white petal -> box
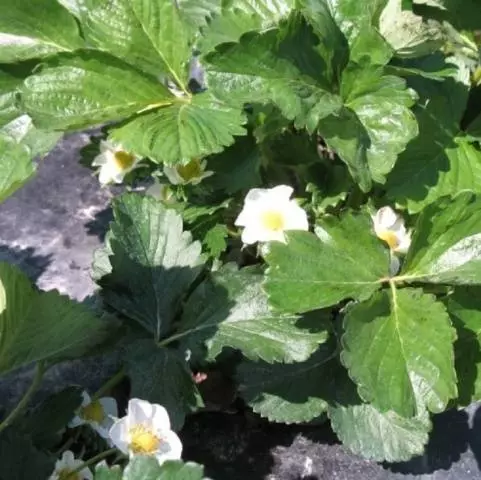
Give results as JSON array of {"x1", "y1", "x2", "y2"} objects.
[
  {"x1": 68, "y1": 415, "x2": 85, "y2": 428},
  {"x1": 155, "y1": 430, "x2": 183, "y2": 466},
  {"x1": 92, "y1": 423, "x2": 111, "y2": 440},
  {"x1": 243, "y1": 188, "x2": 270, "y2": 204},
  {"x1": 112, "y1": 171, "x2": 126, "y2": 183},
  {"x1": 100, "y1": 140, "x2": 115, "y2": 153},
  {"x1": 151, "y1": 404, "x2": 171, "y2": 432},
  {"x1": 128, "y1": 398, "x2": 154, "y2": 425},
  {"x1": 283, "y1": 202, "x2": 309, "y2": 231},
  {"x1": 394, "y1": 231, "x2": 412, "y2": 254},
  {"x1": 81, "y1": 391, "x2": 92, "y2": 406},
  {"x1": 268, "y1": 185, "x2": 294, "y2": 202},
  {"x1": 234, "y1": 204, "x2": 255, "y2": 227},
  {"x1": 163, "y1": 165, "x2": 183, "y2": 185},
  {"x1": 91, "y1": 153, "x2": 107, "y2": 167},
  {"x1": 99, "y1": 397, "x2": 118, "y2": 418},
  {"x1": 98, "y1": 166, "x2": 114, "y2": 185},
  {"x1": 80, "y1": 466, "x2": 94, "y2": 480},
  {"x1": 61, "y1": 450, "x2": 76, "y2": 467},
  {"x1": 109, "y1": 417, "x2": 130, "y2": 454},
  {"x1": 374, "y1": 206, "x2": 398, "y2": 232},
  {"x1": 240, "y1": 225, "x2": 264, "y2": 245}
]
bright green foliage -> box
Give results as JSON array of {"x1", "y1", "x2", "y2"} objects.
[
  {"x1": 124, "y1": 340, "x2": 203, "y2": 431},
  {"x1": 95, "y1": 194, "x2": 203, "y2": 339},
  {"x1": 0, "y1": 262, "x2": 116, "y2": 374},
  {"x1": 177, "y1": 266, "x2": 330, "y2": 363},
  {"x1": 264, "y1": 213, "x2": 389, "y2": 313},
  {"x1": 342, "y1": 287, "x2": 457, "y2": 417}
]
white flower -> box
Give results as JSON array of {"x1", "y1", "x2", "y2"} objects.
[
  {"x1": 372, "y1": 206, "x2": 411, "y2": 254},
  {"x1": 163, "y1": 158, "x2": 213, "y2": 186},
  {"x1": 48, "y1": 450, "x2": 93, "y2": 480},
  {"x1": 372, "y1": 206, "x2": 412, "y2": 276},
  {"x1": 109, "y1": 398, "x2": 182, "y2": 466},
  {"x1": 145, "y1": 180, "x2": 175, "y2": 203},
  {"x1": 235, "y1": 185, "x2": 309, "y2": 244},
  {"x1": 69, "y1": 391, "x2": 117, "y2": 440},
  {"x1": 92, "y1": 140, "x2": 141, "y2": 185}
]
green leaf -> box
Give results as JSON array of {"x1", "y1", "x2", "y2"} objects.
[
  {"x1": 177, "y1": 266, "x2": 330, "y2": 363},
  {"x1": 0, "y1": 262, "x2": 116, "y2": 374},
  {"x1": 110, "y1": 91, "x2": 246, "y2": 164},
  {"x1": 0, "y1": 135, "x2": 34, "y2": 204},
  {"x1": 264, "y1": 213, "x2": 389, "y2": 313},
  {"x1": 57, "y1": 0, "x2": 85, "y2": 18},
  {"x1": 0, "y1": 429, "x2": 54, "y2": 480},
  {"x1": 200, "y1": 0, "x2": 294, "y2": 53},
  {"x1": 0, "y1": 0, "x2": 83, "y2": 63},
  {"x1": 446, "y1": 288, "x2": 481, "y2": 405},
  {"x1": 379, "y1": 0, "x2": 444, "y2": 58},
  {"x1": 237, "y1": 340, "x2": 337, "y2": 423},
  {"x1": 401, "y1": 192, "x2": 481, "y2": 285},
  {"x1": 22, "y1": 51, "x2": 174, "y2": 130},
  {"x1": 386, "y1": 68, "x2": 480, "y2": 212},
  {"x1": 341, "y1": 287, "x2": 457, "y2": 417},
  {"x1": 327, "y1": 365, "x2": 431, "y2": 462},
  {"x1": 124, "y1": 340, "x2": 203, "y2": 431},
  {"x1": 205, "y1": 29, "x2": 343, "y2": 134},
  {"x1": 21, "y1": 387, "x2": 83, "y2": 448},
  {"x1": 94, "y1": 463, "x2": 122, "y2": 480},
  {"x1": 119, "y1": 457, "x2": 206, "y2": 480},
  {"x1": 95, "y1": 194, "x2": 203, "y2": 339},
  {"x1": 203, "y1": 224, "x2": 228, "y2": 258},
  {"x1": 413, "y1": 0, "x2": 481, "y2": 31},
  {"x1": 0, "y1": 70, "x2": 22, "y2": 127}
]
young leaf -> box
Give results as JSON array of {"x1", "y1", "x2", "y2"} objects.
[
  {"x1": 0, "y1": 262, "x2": 116, "y2": 374},
  {"x1": 327, "y1": 365, "x2": 431, "y2": 462},
  {"x1": 0, "y1": 429, "x2": 54, "y2": 480},
  {"x1": 22, "y1": 51, "x2": 174, "y2": 130},
  {"x1": 341, "y1": 287, "x2": 457, "y2": 417},
  {"x1": 0, "y1": 0, "x2": 83, "y2": 63},
  {"x1": 94, "y1": 463, "x2": 122, "y2": 480},
  {"x1": 386, "y1": 67, "x2": 481, "y2": 212},
  {"x1": 124, "y1": 340, "x2": 203, "y2": 431},
  {"x1": 401, "y1": 192, "x2": 481, "y2": 285},
  {"x1": 264, "y1": 213, "x2": 389, "y2": 313},
  {"x1": 109, "y1": 91, "x2": 246, "y2": 165},
  {"x1": 446, "y1": 288, "x2": 481, "y2": 406},
  {"x1": 177, "y1": 266, "x2": 330, "y2": 363},
  {"x1": 203, "y1": 224, "x2": 228, "y2": 258},
  {"x1": 0, "y1": 70, "x2": 22, "y2": 127},
  {"x1": 95, "y1": 194, "x2": 204, "y2": 340},
  {"x1": 237, "y1": 340, "x2": 337, "y2": 423}
]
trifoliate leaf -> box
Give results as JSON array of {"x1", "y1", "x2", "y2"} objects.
[
  {"x1": 0, "y1": 135, "x2": 34, "y2": 204},
  {"x1": 0, "y1": 0, "x2": 83, "y2": 63},
  {"x1": 386, "y1": 68, "x2": 481, "y2": 212},
  {"x1": 109, "y1": 91, "x2": 246, "y2": 164},
  {"x1": 237, "y1": 340, "x2": 337, "y2": 423},
  {"x1": 401, "y1": 192, "x2": 481, "y2": 285},
  {"x1": 341, "y1": 287, "x2": 457, "y2": 418},
  {"x1": 379, "y1": 0, "x2": 445, "y2": 58},
  {"x1": 413, "y1": 0, "x2": 481, "y2": 31},
  {"x1": 177, "y1": 266, "x2": 330, "y2": 363},
  {"x1": 264, "y1": 213, "x2": 389, "y2": 313},
  {"x1": 204, "y1": 29, "x2": 343, "y2": 134},
  {"x1": 203, "y1": 224, "x2": 228, "y2": 258},
  {"x1": 0, "y1": 429, "x2": 54, "y2": 480},
  {"x1": 0, "y1": 262, "x2": 115, "y2": 374},
  {"x1": 94, "y1": 463, "x2": 122, "y2": 480},
  {"x1": 21, "y1": 386, "x2": 83, "y2": 448},
  {"x1": 119, "y1": 457, "x2": 206, "y2": 480},
  {"x1": 95, "y1": 194, "x2": 203, "y2": 340},
  {"x1": 446, "y1": 288, "x2": 481, "y2": 406},
  {"x1": 327, "y1": 365, "x2": 431, "y2": 462},
  {"x1": 199, "y1": 0, "x2": 294, "y2": 53},
  {"x1": 22, "y1": 51, "x2": 174, "y2": 130},
  {"x1": 124, "y1": 340, "x2": 203, "y2": 431}
]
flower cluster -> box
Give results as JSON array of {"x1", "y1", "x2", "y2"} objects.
[{"x1": 49, "y1": 397, "x2": 181, "y2": 479}]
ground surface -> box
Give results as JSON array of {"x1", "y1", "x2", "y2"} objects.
[{"x1": 1, "y1": 133, "x2": 480, "y2": 480}]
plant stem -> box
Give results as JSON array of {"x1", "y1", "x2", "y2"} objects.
[
  {"x1": 0, "y1": 361, "x2": 46, "y2": 434},
  {"x1": 92, "y1": 367, "x2": 126, "y2": 401},
  {"x1": 67, "y1": 448, "x2": 119, "y2": 477},
  {"x1": 157, "y1": 330, "x2": 191, "y2": 348}
]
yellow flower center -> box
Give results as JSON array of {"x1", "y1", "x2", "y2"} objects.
[
  {"x1": 129, "y1": 425, "x2": 160, "y2": 455},
  {"x1": 261, "y1": 211, "x2": 285, "y2": 231},
  {"x1": 377, "y1": 230, "x2": 400, "y2": 250},
  {"x1": 58, "y1": 469, "x2": 81, "y2": 480},
  {"x1": 176, "y1": 158, "x2": 202, "y2": 181},
  {"x1": 113, "y1": 150, "x2": 136, "y2": 171},
  {"x1": 79, "y1": 400, "x2": 105, "y2": 424}
]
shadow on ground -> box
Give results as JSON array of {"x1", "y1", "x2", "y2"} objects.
[{"x1": 0, "y1": 244, "x2": 52, "y2": 282}]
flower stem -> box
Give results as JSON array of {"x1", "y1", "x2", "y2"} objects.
[
  {"x1": 67, "y1": 448, "x2": 120, "y2": 477},
  {"x1": 0, "y1": 361, "x2": 46, "y2": 434},
  {"x1": 92, "y1": 367, "x2": 126, "y2": 401}
]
